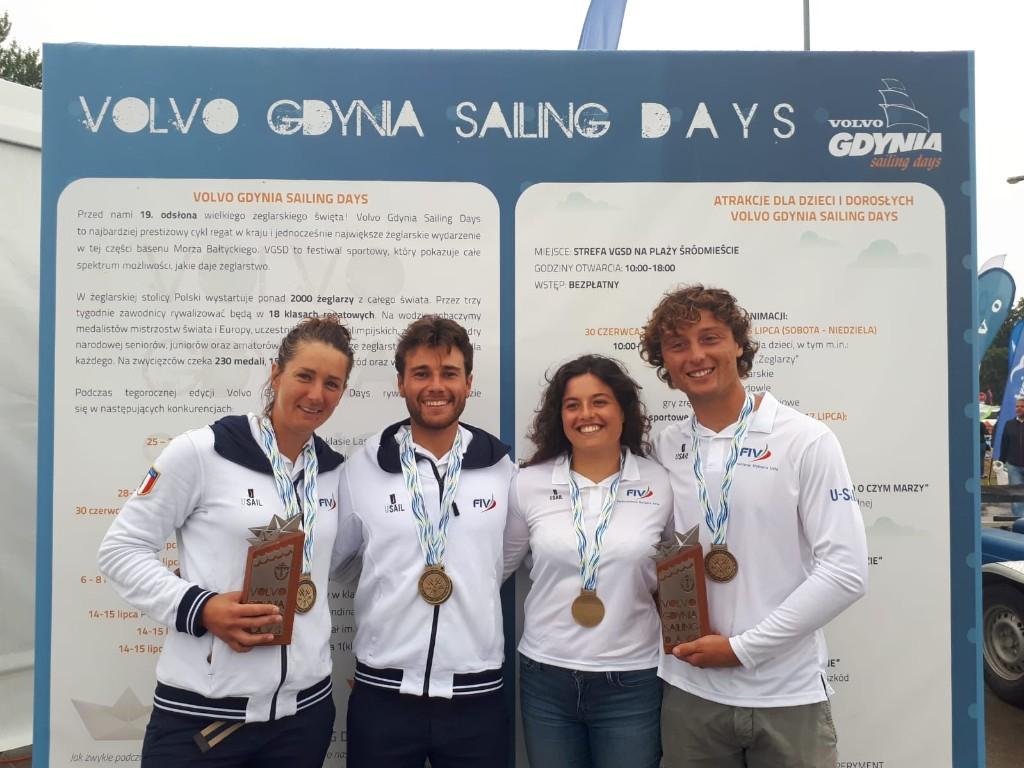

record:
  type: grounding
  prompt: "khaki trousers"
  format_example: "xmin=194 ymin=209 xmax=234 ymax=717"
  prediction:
xmin=661 ymin=684 xmax=838 ymax=768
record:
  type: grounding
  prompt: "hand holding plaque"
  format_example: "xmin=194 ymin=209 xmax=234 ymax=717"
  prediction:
xmin=199 ymin=592 xmax=283 ymax=652
xmin=653 ymin=526 xmax=711 ymax=654
xmin=240 ymin=514 xmax=305 ymax=646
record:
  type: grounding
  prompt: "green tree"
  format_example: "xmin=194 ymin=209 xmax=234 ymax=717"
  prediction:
xmin=0 ymin=12 xmax=42 ymax=89
xmin=981 ymin=296 xmax=1024 ymax=404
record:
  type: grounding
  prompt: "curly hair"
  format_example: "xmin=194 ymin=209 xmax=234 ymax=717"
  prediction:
xmin=262 ymin=316 xmax=354 ymax=416
xmin=395 ymin=315 xmax=474 ymax=376
xmin=639 ymin=284 xmax=758 ymax=385
xmin=522 ymin=355 xmax=651 ymax=467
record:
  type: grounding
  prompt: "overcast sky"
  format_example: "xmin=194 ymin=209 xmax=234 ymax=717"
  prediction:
xmin=5 ymin=0 xmax=1024 ymax=278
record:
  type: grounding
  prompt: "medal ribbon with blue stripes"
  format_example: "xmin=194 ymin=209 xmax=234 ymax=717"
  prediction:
xmin=258 ymin=417 xmax=319 ymax=574
xmin=399 ymin=426 xmax=464 ymax=566
xmin=567 ymin=451 xmax=624 ymax=592
xmin=689 ymin=393 xmax=754 ymax=546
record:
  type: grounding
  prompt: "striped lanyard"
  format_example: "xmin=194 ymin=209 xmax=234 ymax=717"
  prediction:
xmin=689 ymin=394 xmax=754 ymax=546
xmin=399 ymin=426 xmax=464 ymax=567
xmin=257 ymin=417 xmax=319 ymax=574
xmin=567 ymin=452 xmax=623 ymax=592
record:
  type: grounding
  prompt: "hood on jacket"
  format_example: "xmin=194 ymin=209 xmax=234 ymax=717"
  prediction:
xmin=375 ymin=419 xmax=510 ymax=473
xmin=211 ymin=414 xmax=345 ymax=474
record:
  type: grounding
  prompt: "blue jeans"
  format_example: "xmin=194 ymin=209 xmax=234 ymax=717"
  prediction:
xmin=1007 ymin=463 xmax=1024 ymax=518
xmin=519 ymin=654 xmax=661 ymax=768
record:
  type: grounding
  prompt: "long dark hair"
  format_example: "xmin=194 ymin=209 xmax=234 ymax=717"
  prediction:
xmin=522 ymin=355 xmax=651 ymax=467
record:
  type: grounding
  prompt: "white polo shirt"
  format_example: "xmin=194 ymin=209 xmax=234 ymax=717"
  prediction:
xmin=654 ymin=392 xmax=868 ymax=707
xmin=504 ymin=450 xmax=673 ymax=671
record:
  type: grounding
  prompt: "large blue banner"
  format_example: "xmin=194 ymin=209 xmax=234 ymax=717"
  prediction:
xmin=995 ymin=336 xmax=1024 ymax=459
xmin=38 ymin=46 xmax=976 ymax=767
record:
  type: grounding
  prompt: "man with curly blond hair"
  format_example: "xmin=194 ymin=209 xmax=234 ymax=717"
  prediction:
xmin=641 ymin=285 xmax=868 ymax=768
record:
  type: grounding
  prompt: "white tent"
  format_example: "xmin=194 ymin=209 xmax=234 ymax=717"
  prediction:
xmin=0 ymin=76 xmax=41 ymax=752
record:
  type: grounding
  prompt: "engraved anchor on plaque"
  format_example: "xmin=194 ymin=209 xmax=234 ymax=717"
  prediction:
xmin=240 ymin=514 xmax=305 ymax=646
xmin=652 ymin=526 xmax=711 ymax=653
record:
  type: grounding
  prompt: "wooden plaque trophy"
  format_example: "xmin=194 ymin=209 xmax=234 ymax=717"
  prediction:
xmin=653 ymin=526 xmax=711 ymax=653
xmin=240 ymin=514 xmax=304 ymax=646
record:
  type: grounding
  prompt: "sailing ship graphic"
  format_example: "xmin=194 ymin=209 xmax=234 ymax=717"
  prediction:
xmin=877 ymin=79 xmax=930 ymax=132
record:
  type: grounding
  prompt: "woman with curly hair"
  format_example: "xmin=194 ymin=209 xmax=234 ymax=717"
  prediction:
xmin=504 ymin=355 xmax=672 ymax=768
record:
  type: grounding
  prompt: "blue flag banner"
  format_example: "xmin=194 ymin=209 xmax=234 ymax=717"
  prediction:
xmin=978 ymin=266 xmax=1015 ymax=361
xmin=996 ymin=331 xmax=1024 ymax=457
xmin=578 ymin=0 xmax=628 ymax=50
xmin=1010 ymin=318 xmax=1024 ymax=361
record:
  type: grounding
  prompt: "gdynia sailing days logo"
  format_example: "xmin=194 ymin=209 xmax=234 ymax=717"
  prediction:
xmin=827 ymin=79 xmax=942 ymax=171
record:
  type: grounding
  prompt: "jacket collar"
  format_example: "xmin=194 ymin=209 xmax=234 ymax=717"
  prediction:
xmin=376 ymin=419 xmax=511 ymax=474
xmin=211 ymin=414 xmax=345 ymax=474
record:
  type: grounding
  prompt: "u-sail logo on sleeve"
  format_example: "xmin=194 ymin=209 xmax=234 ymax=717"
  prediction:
xmin=78 ymin=96 xmax=239 ymax=135
xmin=827 ymin=79 xmax=942 ymax=171
xmin=829 ymin=487 xmax=859 ymax=503
xmin=473 ymin=495 xmax=497 ymax=511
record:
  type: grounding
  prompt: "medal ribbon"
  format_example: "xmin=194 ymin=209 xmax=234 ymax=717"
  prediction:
xmin=567 ymin=452 xmax=624 ymax=591
xmin=258 ymin=417 xmax=319 ymax=574
xmin=399 ymin=426 xmax=464 ymax=567
xmin=689 ymin=393 xmax=754 ymax=546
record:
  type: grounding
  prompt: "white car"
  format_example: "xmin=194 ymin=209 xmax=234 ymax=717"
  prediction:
xmin=982 ymin=557 xmax=1024 ymax=705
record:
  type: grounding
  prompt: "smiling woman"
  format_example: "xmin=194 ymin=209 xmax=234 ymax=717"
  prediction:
xmin=263 ymin=320 xmax=353 ymax=460
xmin=97 ymin=316 xmax=354 ymax=768
xmin=504 ymin=355 xmax=673 ymax=768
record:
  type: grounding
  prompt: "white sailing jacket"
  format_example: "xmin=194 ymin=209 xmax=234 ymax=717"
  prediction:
xmin=334 ymin=420 xmax=515 ymax=698
xmin=98 ymin=414 xmax=344 ymax=723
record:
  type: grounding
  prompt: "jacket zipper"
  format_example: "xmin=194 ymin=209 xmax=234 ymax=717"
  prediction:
xmin=270 ymin=645 xmax=287 ymax=720
xmin=268 ymin=474 xmax=303 ymax=719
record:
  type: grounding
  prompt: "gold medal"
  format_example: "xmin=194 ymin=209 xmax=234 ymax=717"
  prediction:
xmin=704 ymin=545 xmax=739 ymax=583
xmin=418 ymin=565 xmax=453 ymax=605
xmin=295 ymin=575 xmax=317 ymax=613
xmin=570 ymin=588 xmax=605 ymax=628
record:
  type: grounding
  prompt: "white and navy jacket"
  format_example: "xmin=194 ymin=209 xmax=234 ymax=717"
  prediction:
xmin=97 ymin=414 xmax=344 ymax=723
xmin=334 ymin=420 xmax=514 ymax=699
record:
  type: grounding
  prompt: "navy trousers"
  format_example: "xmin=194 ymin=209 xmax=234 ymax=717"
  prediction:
xmin=346 ymin=680 xmax=508 ymax=768
xmin=140 ymin=694 xmax=335 ymax=768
